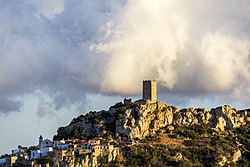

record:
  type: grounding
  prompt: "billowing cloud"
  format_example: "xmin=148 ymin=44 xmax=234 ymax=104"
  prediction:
xmin=94 ymin=0 xmax=250 ymax=98
xmin=0 ymin=0 xmax=250 ymax=113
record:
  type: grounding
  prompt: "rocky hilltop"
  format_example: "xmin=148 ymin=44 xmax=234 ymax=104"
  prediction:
xmin=55 ymin=100 xmax=249 ymax=141
xmin=52 ymin=100 xmax=250 ymax=166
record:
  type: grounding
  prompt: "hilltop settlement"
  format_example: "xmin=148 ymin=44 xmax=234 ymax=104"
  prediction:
xmin=0 ymin=80 xmax=249 ymax=167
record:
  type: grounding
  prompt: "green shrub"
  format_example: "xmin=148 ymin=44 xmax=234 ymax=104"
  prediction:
xmin=126 ymin=118 xmax=132 ymax=126
xmin=185 ymin=139 xmax=197 ymax=146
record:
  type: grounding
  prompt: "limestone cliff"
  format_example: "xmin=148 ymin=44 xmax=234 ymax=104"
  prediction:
xmin=55 ymin=100 xmax=249 ymax=141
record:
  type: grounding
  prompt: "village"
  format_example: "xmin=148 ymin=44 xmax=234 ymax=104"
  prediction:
xmin=0 ymin=135 xmax=119 ymax=167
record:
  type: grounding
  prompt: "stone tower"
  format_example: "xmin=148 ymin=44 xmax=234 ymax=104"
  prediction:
xmin=143 ymin=80 xmax=157 ymax=101
xmin=39 ymin=135 xmax=43 ymax=148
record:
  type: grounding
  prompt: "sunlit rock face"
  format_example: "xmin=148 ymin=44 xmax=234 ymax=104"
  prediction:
xmin=59 ymin=101 xmax=249 ymax=141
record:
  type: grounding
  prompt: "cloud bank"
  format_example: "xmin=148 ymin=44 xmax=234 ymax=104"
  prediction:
xmin=0 ymin=0 xmax=250 ymax=113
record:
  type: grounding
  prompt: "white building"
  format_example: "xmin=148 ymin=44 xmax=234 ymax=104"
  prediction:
xmin=53 ymin=139 xmax=68 ymax=149
xmin=11 ymin=145 xmax=28 ymax=155
xmin=41 ymin=147 xmax=53 ymax=157
xmin=30 ymin=150 xmax=41 ymax=159
xmin=11 ymin=149 xmax=20 ymax=155
xmin=38 ymin=135 xmax=53 ymax=148
xmin=0 ymin=157 xmax=6 ymax=166
xmin=30 ymin=135 xmax=53 ymax=160
xmin=41 ymin=139 xmax=53 ymax=148
xmin=30 ymin=147 xmax=53 ymax=160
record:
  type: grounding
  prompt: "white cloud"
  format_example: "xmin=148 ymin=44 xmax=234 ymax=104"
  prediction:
xmin=0 ymin=0 xmax=250 ymax=113
xmin=94 ymin=0 xmax=250 ymax=103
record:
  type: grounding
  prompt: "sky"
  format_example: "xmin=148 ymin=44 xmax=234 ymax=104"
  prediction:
xmin=0 ymin=0 xmax=250 ymax=155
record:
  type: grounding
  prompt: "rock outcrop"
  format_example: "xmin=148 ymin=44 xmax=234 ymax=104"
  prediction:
xmin=232 ymin=150 xmax=242 ymax=162
xmin=59 ymin=148 xmax=119 ymax=167
xmin=56 ymin=100 xmax=249 ymax=141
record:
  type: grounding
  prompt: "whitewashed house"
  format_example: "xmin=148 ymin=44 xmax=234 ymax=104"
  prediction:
xmin=30 ymin=147 xmax=54 ymax=159
xmin=30 ymin=150 xmax=41 ymax=159
xmin=0 ymin=157 xmax=6 ymax=166
xmin=54 ymin=139 xmax=70 ymax=150
xmin=11 ymin=145 xmax=28 ymax=155
xmin=41 ymin=139 xmax=53 ymax=148
xmin=40 ymin=147 xmax=53 ymax=157
xmin=30 ymin=135 xmax=53 ymax=160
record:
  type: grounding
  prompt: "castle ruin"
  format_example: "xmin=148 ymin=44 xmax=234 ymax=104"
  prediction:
xmin=143 ymin=80 xmax=157 ymax=102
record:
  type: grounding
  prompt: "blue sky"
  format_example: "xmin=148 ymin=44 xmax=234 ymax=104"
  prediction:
xmin=0 ymin=93 xmax=122 ymax=155
xmin=1 ymin=0 xmax=250 ymax=155
xmin=0 ymin=92 xmax=248 ymax=155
